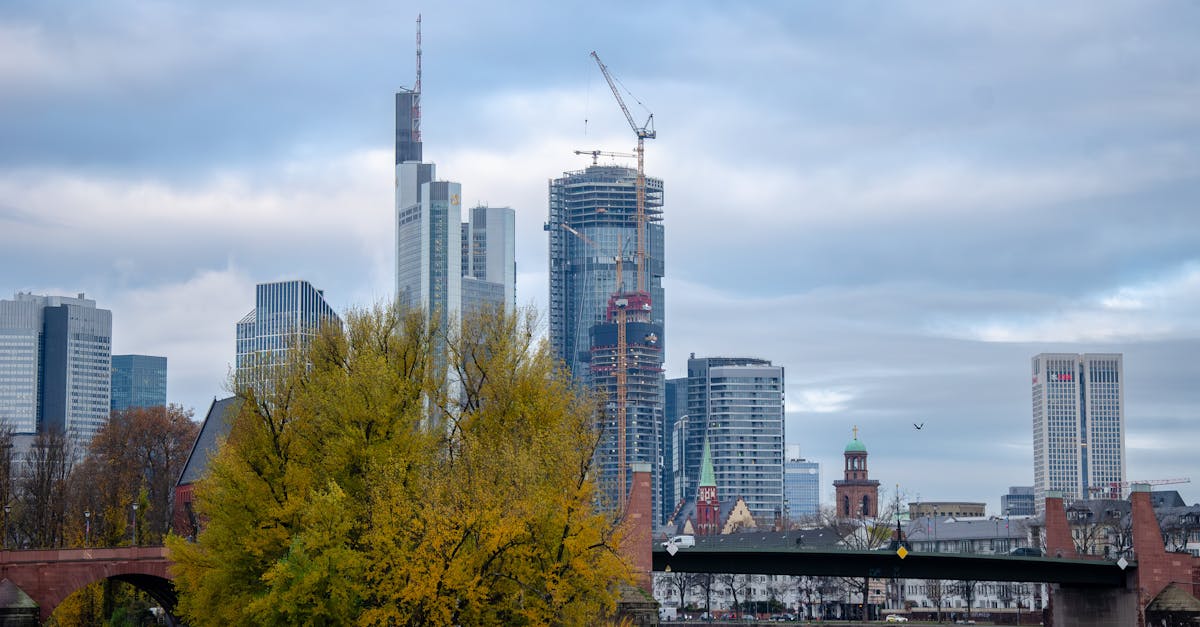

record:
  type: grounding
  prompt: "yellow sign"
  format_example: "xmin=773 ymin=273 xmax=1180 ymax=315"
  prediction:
xmin=896 ymin=546 xmax=909 ymax=559
xmin=450 ymin=193 xmax=460 ymax=205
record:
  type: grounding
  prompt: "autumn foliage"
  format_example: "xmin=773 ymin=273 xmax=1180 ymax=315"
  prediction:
xmin=168 ymin=304 xmax=634 ymax=625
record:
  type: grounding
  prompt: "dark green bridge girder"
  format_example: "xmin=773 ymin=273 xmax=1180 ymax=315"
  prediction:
xmin=653 ymin=547 xmax=1132 ymax=588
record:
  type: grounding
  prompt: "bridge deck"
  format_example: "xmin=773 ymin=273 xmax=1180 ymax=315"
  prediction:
xmin=654 ymin=546 xmax=1131 ymax=587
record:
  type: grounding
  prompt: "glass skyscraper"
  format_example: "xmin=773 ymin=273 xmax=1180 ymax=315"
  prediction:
xmin=1031 ymin=353 xmax=1125 ymax=510
xmin=235 ymin=280 xmax=341 ymax=389
xmin=683 ymin=356 xmax=785 ymax=525
xmin=784 ymin=444 xmax=820 ymax=520
xmin=0 ymin=292 xmax=111 ymax=446
xmin=111 ymin=354 xmax=167 ymax=412
xmin=461 ymin=205 xmax=516 ymax=317
xmin=548 ymin=163 xmax=666 ymax=520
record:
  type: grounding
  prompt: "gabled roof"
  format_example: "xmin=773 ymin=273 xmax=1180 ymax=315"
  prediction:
xmin=177 ymin=396 xmax=241 ymax=486
xmin=1146 ymin=583 xmax=1200 ymax=612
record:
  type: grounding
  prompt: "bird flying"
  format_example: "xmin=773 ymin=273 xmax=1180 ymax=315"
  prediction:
xmin=913 ymin=423 xmax=925 ymax=430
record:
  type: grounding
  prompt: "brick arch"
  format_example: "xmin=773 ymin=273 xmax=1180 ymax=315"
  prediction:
xmin=0 ymin=547 xmax=178 ymax=624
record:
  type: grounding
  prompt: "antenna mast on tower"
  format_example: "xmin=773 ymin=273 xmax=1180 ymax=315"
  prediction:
xmin=412 ymin=14 xmax=422 ymax=145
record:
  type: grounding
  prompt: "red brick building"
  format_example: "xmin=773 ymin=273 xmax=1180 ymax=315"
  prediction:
xmin=833 ymin=427 xmax=880 ymax=518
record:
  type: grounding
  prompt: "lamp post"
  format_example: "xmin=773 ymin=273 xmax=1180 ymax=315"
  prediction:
xmin=131 ymin=502 xmax=139 ymax=547
xmin=3 ymin=504 xmax=10 ymax=550
xmin=84 ymin=509 xmax=91 ymax=547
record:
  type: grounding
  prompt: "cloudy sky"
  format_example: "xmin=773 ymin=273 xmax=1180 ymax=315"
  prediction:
xmin=3 ymin=1 xmax=1198 ymax=511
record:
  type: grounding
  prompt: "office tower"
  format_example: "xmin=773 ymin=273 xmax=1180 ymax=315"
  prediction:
xmin=663 ymin=377 xmax=686 ymax=523
xmin=1002 ymin=486 xmax=1035 ymax=517
xmin=588 ymin=292 xmax=664 ymax=522
xmin=0 ymin=292 xmax=111 ymax=445
xmin=784 ymin=444 xmax=820 ymax=520
xmin=681 ymin=356 xmax=785 ymax=525
xmin=111 ymin=354 xmax=167 ymax=412
xmin=235 ymin=280 xmax=341 ymax=387
xmin=461 ymin=205 xmax=516 ymax=317
xmin=547 ymin=162 xmax=666 ymax=522
xmin=1031 ymin=353 xmax=1125 ymax=509
xmin=547 ymin=164 xmax=664 ymax=383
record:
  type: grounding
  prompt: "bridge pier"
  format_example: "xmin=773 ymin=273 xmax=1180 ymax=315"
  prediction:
xmin=1050 ymin=585 xmax=1138 ymax=627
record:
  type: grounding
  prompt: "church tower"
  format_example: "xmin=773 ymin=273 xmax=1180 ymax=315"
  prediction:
xmin=695 ymin=437 xmax=720 ymax=535
xmin=832 ymin=426 xmax=880 ymax=518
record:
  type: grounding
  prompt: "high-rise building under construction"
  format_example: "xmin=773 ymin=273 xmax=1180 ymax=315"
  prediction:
xmin=547 ymin=163 xmax=665 ymax=520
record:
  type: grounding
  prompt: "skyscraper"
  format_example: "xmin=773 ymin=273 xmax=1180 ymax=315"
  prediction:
xmin=548 ymin=163 xmax=666 ymax=520
xmin=0 ymin=292 xmax=111 ymax=445
xmin=461 ymin=205 xmax=516 ymax=317
xmin=1031 ymin=353 xmax=1125 ymax=508
xmin=663 ymin=376 xmax=687 ymax=523
xmin=235 ymin=280 xmax=341 ymax=388
xmin=111 ymin=354 xmax=167 ymax=412
xmin=682 ymin=356 xmax=785 ymax=525
xmin=547 ymin=164 xmax=664 ymax=383
xmin=784 ymin=444 xmax=821 ymax=520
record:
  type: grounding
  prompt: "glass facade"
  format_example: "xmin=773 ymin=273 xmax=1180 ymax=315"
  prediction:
xmin=684 ymin=357 xmax=785 ymax=525
xmin=235 ymin=281 xmax=341 ymax=390
xmin=1032 ymin=353 xmax=1125 ymax=509
xmin=111 ymin=354 xmax=167 ymax=412
xmin=0 ymin=292 xmax=111 ymax=447
xmin=784 ymin=446 xmax=820 ymax=519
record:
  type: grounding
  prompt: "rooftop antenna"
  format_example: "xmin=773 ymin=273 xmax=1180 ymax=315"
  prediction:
xmin=413 ymin=14 xmax=422 ymax=144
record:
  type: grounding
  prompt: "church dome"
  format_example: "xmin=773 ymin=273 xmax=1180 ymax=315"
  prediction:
xmin=845 ymin=437 xmax=867 ymax=453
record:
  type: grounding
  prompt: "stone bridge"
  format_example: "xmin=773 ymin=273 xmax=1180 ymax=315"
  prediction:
xmin=0 ymin=546 xmax=176 ymax=624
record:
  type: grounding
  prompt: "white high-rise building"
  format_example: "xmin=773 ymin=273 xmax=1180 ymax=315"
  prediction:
xmin=1031 ymin=353 xmax=1125 ymax=509
xmin=235 ymin=280 xmax=341 ymax=391
xmin=0 ymin=292 xmax=111 ymax=446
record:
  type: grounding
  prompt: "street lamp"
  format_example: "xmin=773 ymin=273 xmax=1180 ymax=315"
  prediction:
xmin=84 ymin=509 xmax=91 ymax=547
xmin=3 ymin=504 xmax=10 ymax=550
xmin=131 ymin=503 xmax=139 ymax=547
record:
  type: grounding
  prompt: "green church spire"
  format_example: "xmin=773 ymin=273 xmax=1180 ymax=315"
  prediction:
xmin=700 ymin=436 xmax=716 ymax=487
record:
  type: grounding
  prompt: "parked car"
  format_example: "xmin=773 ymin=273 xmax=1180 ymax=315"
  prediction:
xmin=661 ymin=534 xmax=696 ymax=548
xmin=885 ymin=615 xmax=909 ymax=623
xmin=1010 ymin=546 xmax=1043 ymax=557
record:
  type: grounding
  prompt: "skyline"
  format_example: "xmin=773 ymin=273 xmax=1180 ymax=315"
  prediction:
xmin=2 ymin=1 xmax=1199 ymax=511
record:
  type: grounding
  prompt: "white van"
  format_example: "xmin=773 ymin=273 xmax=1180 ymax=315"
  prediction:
xmin=662 ymin=534 xmax=696 ymax=548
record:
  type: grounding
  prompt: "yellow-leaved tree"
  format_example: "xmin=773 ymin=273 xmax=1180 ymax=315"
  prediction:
xmin=168 ymin=304 xmax=633 ymax=626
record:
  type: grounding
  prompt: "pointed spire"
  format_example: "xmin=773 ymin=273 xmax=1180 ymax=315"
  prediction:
xmin=700 ymin=436 xmax=716 ymax=488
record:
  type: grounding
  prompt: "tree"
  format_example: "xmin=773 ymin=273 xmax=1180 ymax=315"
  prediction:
xmin=15 ymin=428 xmax=74 ymax=548
xmin=716 ymin=573 xmax=747 ymax=616
xmin=953 ymin=580 xmax=978 ymax=620
xmin=169 ymin=304 xmax=634 ymax=626
xmin=73 ymin=405 xmax=198 ymax=546
xmin=926 ymin=579 xmax=946 ymax=622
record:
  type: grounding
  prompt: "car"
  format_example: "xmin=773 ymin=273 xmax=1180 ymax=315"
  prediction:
xmin=661 ymin=534 xmax=695 ymax=549
xmin=1010 ymin=546 xmax=1043 ymax=557
xmin=885 ymin=615 xmax=909 ymax=623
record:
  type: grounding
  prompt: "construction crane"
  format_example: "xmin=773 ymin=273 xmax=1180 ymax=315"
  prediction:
xmin=574 ymin=149 xmax=636 ymax=166
xmin=556 ymin=222 xmax=631 ymax=510
xmin=1087 ymin=477 xmax=1190 ymax=500
xmin=590 ymin=51 xmax=655 ymax=294
xmin=590 ymin=52 xmax=656 ymax=512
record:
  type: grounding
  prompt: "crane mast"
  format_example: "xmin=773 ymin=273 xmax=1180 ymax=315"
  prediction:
xmin=589 ymin=51 xmax=657 ymax=512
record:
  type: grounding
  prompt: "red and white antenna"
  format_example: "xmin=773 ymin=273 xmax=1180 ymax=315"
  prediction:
xmin=412 ymin=14 xmax=422 ymax=144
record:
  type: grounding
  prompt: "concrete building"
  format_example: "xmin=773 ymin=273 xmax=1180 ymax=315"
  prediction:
xmin=460 ymin=205 xmax=516 ymax=316
xmin=1002 ymin=486 xmax=1036 ymax=517
xmin=1032 ymin=353 xmax=1125 ymax=509
xmin=588 ymin=292 xmax=663 ymax=522
xmin=235 ymin=280 xmax=341 ymax=390
xmin=663 ymin=376 xmax=686 ymax=524
xmin=110 ymin=354 xmax=167 ymax=412
xmin=680 ymin=356 xmax=785 ymax=525
xmin=0 ymin=292 xmax=111 ymax=447
xmin=909 ymin=502 xmax=987 ymax=519
xmin=833 ymin=428 xmax=880 ymax=519
xmin=784 ymin=444 xmax=820 ymax=521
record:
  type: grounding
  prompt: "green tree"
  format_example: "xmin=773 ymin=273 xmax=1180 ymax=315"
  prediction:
xmin=169 ymin=304 xmax=633 ymax=626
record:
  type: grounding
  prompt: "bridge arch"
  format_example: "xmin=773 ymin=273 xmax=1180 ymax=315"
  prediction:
xmin=0 ymin=547 xmax=178 ymax=624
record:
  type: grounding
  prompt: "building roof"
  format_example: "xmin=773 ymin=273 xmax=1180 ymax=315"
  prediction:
xmin=699 ymin=437 xmax=716 ymax=487
xmin=845 ymin=437 xmax=867 ymax=453
xmin=177 ymin=396 xmax=241 ymax=486
xmin=904 ymin=516 xmax=1031 ymax=542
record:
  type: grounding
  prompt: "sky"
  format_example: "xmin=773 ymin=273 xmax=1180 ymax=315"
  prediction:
xmin=3 ymin=0 xmax=1199 ymax=512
